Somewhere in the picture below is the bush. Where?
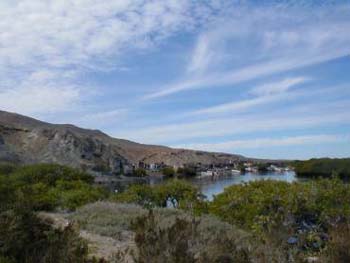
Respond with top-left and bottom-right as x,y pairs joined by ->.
0,163 -> 18,175
113,179 -> 203,210
161,167 -> 175,177
0,164 -> 108,211
11,163 -> 94,187
69,202 -> 147,240
131,209 -> 286,262
209,178 -> 350,257
324,223 -> 350,262
71,202 -> 286,262
293,158 -> 350,178
177,166 -> 197,177
0,208 -> 88,263
133,168 -> 148,177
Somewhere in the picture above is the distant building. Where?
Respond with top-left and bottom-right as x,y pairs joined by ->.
123,164 -> 134,175
198,171 -> 213,177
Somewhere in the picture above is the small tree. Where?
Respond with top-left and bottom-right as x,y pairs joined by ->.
162,167 -> 175,177
134,168 -> 148,177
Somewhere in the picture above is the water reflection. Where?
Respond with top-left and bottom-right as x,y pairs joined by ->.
98,171 -> 298,201
189,171 -> 297,201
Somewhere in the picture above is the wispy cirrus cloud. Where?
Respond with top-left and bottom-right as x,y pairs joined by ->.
188,77 -> 307,116
143,3 -> 350,100
250,77 -> 307,96
77,109 -> 128,128
173,134 -> 350,152
115,108 -> 350,145
0,0 -> 220,118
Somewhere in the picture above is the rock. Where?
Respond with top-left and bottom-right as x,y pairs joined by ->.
0,110 -> 249,173
306,256 -> 319,262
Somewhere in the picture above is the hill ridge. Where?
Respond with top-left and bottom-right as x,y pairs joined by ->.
0,110 -> 247,174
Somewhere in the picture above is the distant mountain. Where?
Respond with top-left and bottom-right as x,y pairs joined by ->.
0,110 -> 249,174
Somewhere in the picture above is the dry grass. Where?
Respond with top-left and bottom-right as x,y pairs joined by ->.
57,202 -> 296,262
69,201 -> 147,241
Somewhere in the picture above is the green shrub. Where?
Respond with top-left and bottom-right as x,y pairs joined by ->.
176,166 -> 197,177
324,223 -> 350,262
0,209 -> 88,263
113,179 -> 203,210
0,164 -> 108,211
161,167 -> 175,177
131,209 -> 286,262
0,163 -> 18,176
11,163 -> 94,187
133,168 -> 148,177
209,178 -> 350,257
293,158 -> 350,178
69,202 -> 147,240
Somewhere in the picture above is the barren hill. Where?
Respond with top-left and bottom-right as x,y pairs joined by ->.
0,110 -> 247,174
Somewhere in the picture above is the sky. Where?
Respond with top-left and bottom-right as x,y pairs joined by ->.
0,0 -> 349,160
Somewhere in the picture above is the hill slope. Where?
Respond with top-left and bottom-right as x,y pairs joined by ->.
0,110 -> 247,173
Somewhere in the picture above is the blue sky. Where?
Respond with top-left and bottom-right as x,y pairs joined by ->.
0,0 -> 349,159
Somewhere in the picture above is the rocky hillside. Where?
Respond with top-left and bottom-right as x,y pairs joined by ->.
0,110 -> 247,174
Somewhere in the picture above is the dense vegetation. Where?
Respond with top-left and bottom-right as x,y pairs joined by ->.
112,179 -> 204,210
293,158 -> 350,178
209,179 -> 350,260
1,162 -> 350,262
0,209 -> 88,263
0,163 -> 107,263
0,163 -> 108,211
161,166 -> 176,177
117,177 -> 350,261
69,202 -> 286,262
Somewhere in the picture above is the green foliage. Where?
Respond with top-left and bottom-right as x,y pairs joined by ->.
69,202 -> 147,240
131,210 -> 197,263
176,166 -> 197,177
293,158 -> 350,178
52,180 -> 109,210
256,163 -> 269,172
133,168 -> 148,177
161,167 -> 175,177
0,208 -> 88,263
113,179 -> 203,210
325,223 -> 350,262
0,164 -> 108,211
0,163 -> 18,176
131,209 -> 286,263
11,163 -> 94,186
209,178 -> 350,257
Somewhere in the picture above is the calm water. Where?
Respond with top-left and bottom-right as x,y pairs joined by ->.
188,171 -> 297,201
99,171 -> 298,200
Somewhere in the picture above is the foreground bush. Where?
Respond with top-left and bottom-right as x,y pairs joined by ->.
0,208 -> 88,263
209,178 -> 350,258
69,202 -> 147,240
70,202 -> 288,262
131,209 -> 289,262
324,223 -> 350,262
0,163 -> 108,211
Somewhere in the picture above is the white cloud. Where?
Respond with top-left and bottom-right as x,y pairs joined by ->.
115,108 -> 350,145
0,0 -> 219,116
77,109 -> 128,128
0,85 -> 80,115
0,0 -> 198,69
143,50 -> 347,100
188,77 -> 307,115
144,4 -> 350,100
173,134 -> 349,152
187,34 -> 214,74
250,77 -> 307,96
